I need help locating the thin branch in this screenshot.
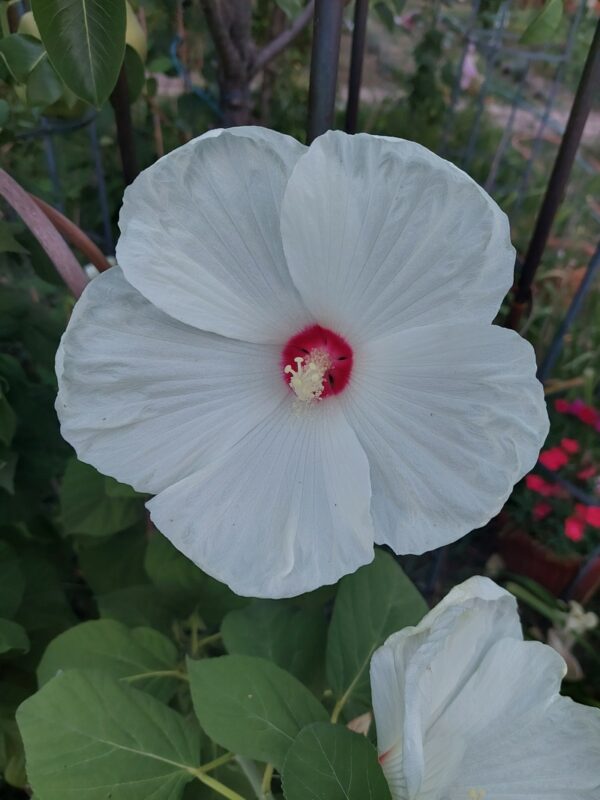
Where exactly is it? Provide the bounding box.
[252,1,315,76]
[0,168,88,298]
[199,0,245,79]
[30,194,112,274]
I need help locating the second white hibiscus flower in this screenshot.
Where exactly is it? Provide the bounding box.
[56,127,548,598]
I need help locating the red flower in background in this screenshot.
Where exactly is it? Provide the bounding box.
[577,466,596,481]
[575,504,600,529]
[526,474,557,496]
[587,507,600,528]
[565,516,585,542]
[533,502,552,521]
[539,447,569,471]
[577,405,598,426]
[560,438,580,454]
[554,398,570,414]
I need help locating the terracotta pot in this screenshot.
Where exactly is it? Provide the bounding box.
[498,524,582,597]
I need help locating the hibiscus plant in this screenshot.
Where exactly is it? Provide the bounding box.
[1,1,600,796]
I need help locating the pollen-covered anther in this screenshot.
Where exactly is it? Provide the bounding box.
[284,350,331,403]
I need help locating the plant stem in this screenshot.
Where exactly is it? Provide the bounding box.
[190,768,248,800]
[197,631,222,649]
[123,669,189,683]
[261,763,274,797]
[200,752,236,773]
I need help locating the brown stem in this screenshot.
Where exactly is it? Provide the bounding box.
[253,0,315,76]
[110,65,139,185]
[198,0,244,79]
[258,8,286,124]
[0,169,88,298]
[30,194,112,274]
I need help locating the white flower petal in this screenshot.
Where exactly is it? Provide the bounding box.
[371,577,521,798]
[448,697,600,800]
[370,577,600,800]
[147,400,374,598]
[281,131,514,343]
[116,127,311,344]
[342,323,548,554]
[56,267,286,494]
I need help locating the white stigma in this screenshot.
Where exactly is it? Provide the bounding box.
[284,352,330,404]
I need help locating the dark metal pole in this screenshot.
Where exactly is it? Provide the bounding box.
[306,0,344,143]
[110,64,139,186]
[505,19,600,330]
[344,0,369,134]
[537,241,600,382]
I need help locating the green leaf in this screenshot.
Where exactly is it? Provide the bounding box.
[282,723,391,800]
[188,655,328,769]
[222,601,326,683]
[520,0,563,44]
[0,541,25,618]
[0,388,17,447]
[326,551,427,715]
[60,458,144,537]
[97,584,173,634]
[77,524,148,594]
[0,450,18,494]
[0,221,28,254]
[14,552,75,635]
[274,0,303,18]
[145,532,246,625]
[37,620,180,701]
[0,98,9,126]
[26,53,64,107]
[17,670,201,800]
[31,0,127,106]
[0,34,44,83]
[0,619,30,655]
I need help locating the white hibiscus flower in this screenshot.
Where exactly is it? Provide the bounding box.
[370,576,600,800]
[56,127,548,598]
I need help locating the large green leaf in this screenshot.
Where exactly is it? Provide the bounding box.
[14,553,75,635]
[282,723,391,800]
[60,458,143,537]
[521,0,563,44]
[30,0,127,106]
[326,551,427,715]
[222,601,326,683]
[37,620,179,701]
[97,585,173,635]
[17,670,201,800]
[145,532,246,625]
[0,619,29,655]
[188,655,328,769]
[0,34,44,83]
[0,541,25,618]
[77,525,148,594]
[26,54,63,107]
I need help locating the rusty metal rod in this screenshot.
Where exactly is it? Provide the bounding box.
[505,20,600,330]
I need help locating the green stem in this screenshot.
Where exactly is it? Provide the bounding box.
[261,763,274,798]
[123,669,189,683]
[190,612,200,657]
[197,631,222,649]
[189,768,248,800]
[200,751,236,773]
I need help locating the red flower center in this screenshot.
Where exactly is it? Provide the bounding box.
[281,325,353,401]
